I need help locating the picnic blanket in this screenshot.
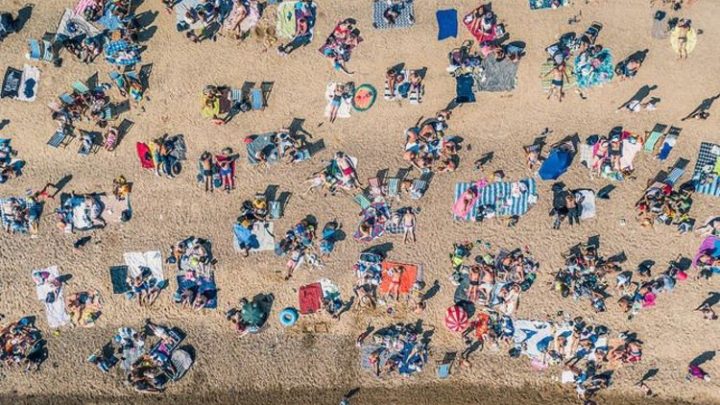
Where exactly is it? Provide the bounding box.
[379,261,419,294]
[455,74,476,103]
[540,61,576,90]
[575,189,596,219]
[233,222,275,252]
[16,65,40,103]
[324,83,353,119]
[693,236,720,268]
[529,0,570,10]
[246,133,279,164]
[55,8,101,42]
[512,319,607,362]
[574,48,614,89]
[453,179,538,221]
[32,266,71,328]
[109,265,130,294]
[693,142,720,197]
[1,67,22,99]
[436,9,457,40]
[373,0,414,29]
[174,273,218,309]
[124,251,164,281]
[473,57,518,92]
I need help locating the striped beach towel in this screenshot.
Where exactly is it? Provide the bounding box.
[693,142,720,197]
[373,0,414,30]
[453,179,538,221]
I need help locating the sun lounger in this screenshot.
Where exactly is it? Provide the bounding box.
[666,158,689,186]
[644,123,667,153]
[72,81,90,95]
[59,93,75,105]
[353,194,372,210]
[656,126,681,161]
[250,88,264,110]
[368,177,383,197]
[386,177,400,200]
[48,126,75,148]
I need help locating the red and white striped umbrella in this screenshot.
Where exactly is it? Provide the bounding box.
[444,305,469,332]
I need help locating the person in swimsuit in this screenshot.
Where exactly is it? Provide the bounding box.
[385,68,404,99]
[402,208,416,243]
[565,193,579,226]
[218,148,235,192]
[335,151,360,186]
[541,62,569,102]
[409,70,423,99]
[199,152,214,193]
[468,265,482,301]
[676,19,691,60]
[329,83,345,123]
[387,265,404,301]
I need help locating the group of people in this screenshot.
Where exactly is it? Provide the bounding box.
[305,152,361,195]
[636,181,695,233]
[1,196,41,235]
[319,18,363,73]
[553,243,621,312]
[450,241,538,316]
[0,317,45,371]
[0,138,22,184]
[198,148,237,193]
[404,111,459,173]
[275,218,321,280]
[170,237,217,311]
[360,322,428,378]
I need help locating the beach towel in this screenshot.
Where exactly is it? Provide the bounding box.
[246,133,279,164]
[574,48,614,89]
[136,142,155,169]
[529,0,569,10]
[539,148,573,180]
[436,9,457,40]
[540,61,576,91]
[175,273,218,309]
[109,265,130,294]
[455,74,475,103]
[644,124,666,153]
[233,221,275,252]
[276,1,298,39]
[1,67,22,99]
[373,0,414,30]
[453,179,538,220]
[474,57,518,92]
[324,83,353,118]
[352,84,377,111]
[97,8,123,31]
[657,127,681,161]
[671,27,697,55]
[32,266,71,328]
[693,142,720,197]
[299,282,323,314]
[651,11,669,39]
[124,251,164,281]
[16,65,40,103]
[620,138,642,171]
[575,189,596,219]
[379,261,418,294]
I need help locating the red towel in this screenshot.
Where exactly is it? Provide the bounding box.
[136,142,154,169]
[299,282,323,314]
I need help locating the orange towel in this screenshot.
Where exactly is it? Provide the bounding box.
[379,261,418,294]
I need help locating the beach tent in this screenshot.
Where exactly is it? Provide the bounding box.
[538,148,573,180]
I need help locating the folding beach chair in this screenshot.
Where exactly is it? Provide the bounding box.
[59,93,75,105]
[666,158,689,186]
[250,88,264,110]
[353,194,372,210]
[410,172,431,200]
[656,126,681,161]
[644,123,667,153]
[584,21,603,44]
[367,177,384,197]
[269,200,283,219]
[72,81,90,95]
[386,177,400,200]
[47,126,75,148]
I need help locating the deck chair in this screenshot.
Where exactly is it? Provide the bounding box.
[657,126,681,161]
[72,81,90,95]
[410,172,431,200]
[59,93,75,105]
[367,177,384,197]
[250,88,264,110]
[584,21,603,44]
[386,177,400,200]
[666,158,689,186]
[269,200,283,219]
[437,352,456,379]
[353,194,372,210]
[47,126,75,148]
[27,39,55,62]
[78,131,101,156]
[644,123,666,153]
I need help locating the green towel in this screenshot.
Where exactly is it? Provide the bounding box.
[540,61,576,90]
[276,1,298,39]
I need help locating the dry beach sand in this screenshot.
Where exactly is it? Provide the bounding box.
[1,0,720,404]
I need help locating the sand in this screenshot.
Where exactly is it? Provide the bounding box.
[1,0,720,404]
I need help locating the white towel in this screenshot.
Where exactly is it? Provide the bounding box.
[324,83,352,119]
[16,65,40,103]
[123,251,164,280]
[32,266,71,328]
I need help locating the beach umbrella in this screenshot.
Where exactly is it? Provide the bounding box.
[241,302,263,326]
[444,305,469,332]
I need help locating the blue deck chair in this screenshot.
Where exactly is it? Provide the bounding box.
[230,88,243,102]
[47,127,75,148]
[386,178,400,200]
[27,39,41,60]
[42,40,54,62]
[353,194,372,210]
[59,93,75,105]
[72,81,90,94]
[269,200,282,219]
[250,88,264,110]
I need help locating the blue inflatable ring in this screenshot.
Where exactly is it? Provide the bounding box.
[279,307,299,327]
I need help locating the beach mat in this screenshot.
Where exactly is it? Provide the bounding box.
[379,261,418,294]
[436,9,457,40]
[474,57,518,92]
[324,83,353,118]
[276,1,298,39]
[16,65,40,102]
[693,142,720,197]
[33,266,71,328]
[109,265,130,294]
[671,27,697,55]
[453,179,538,221]
[373,0,414,29]
[1,67,22,99]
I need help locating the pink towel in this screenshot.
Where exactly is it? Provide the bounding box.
[620,138,642,170]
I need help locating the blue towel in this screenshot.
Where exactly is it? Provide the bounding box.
[436,9,457,40]
[455,74,475,103]
[109,266,130,294]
